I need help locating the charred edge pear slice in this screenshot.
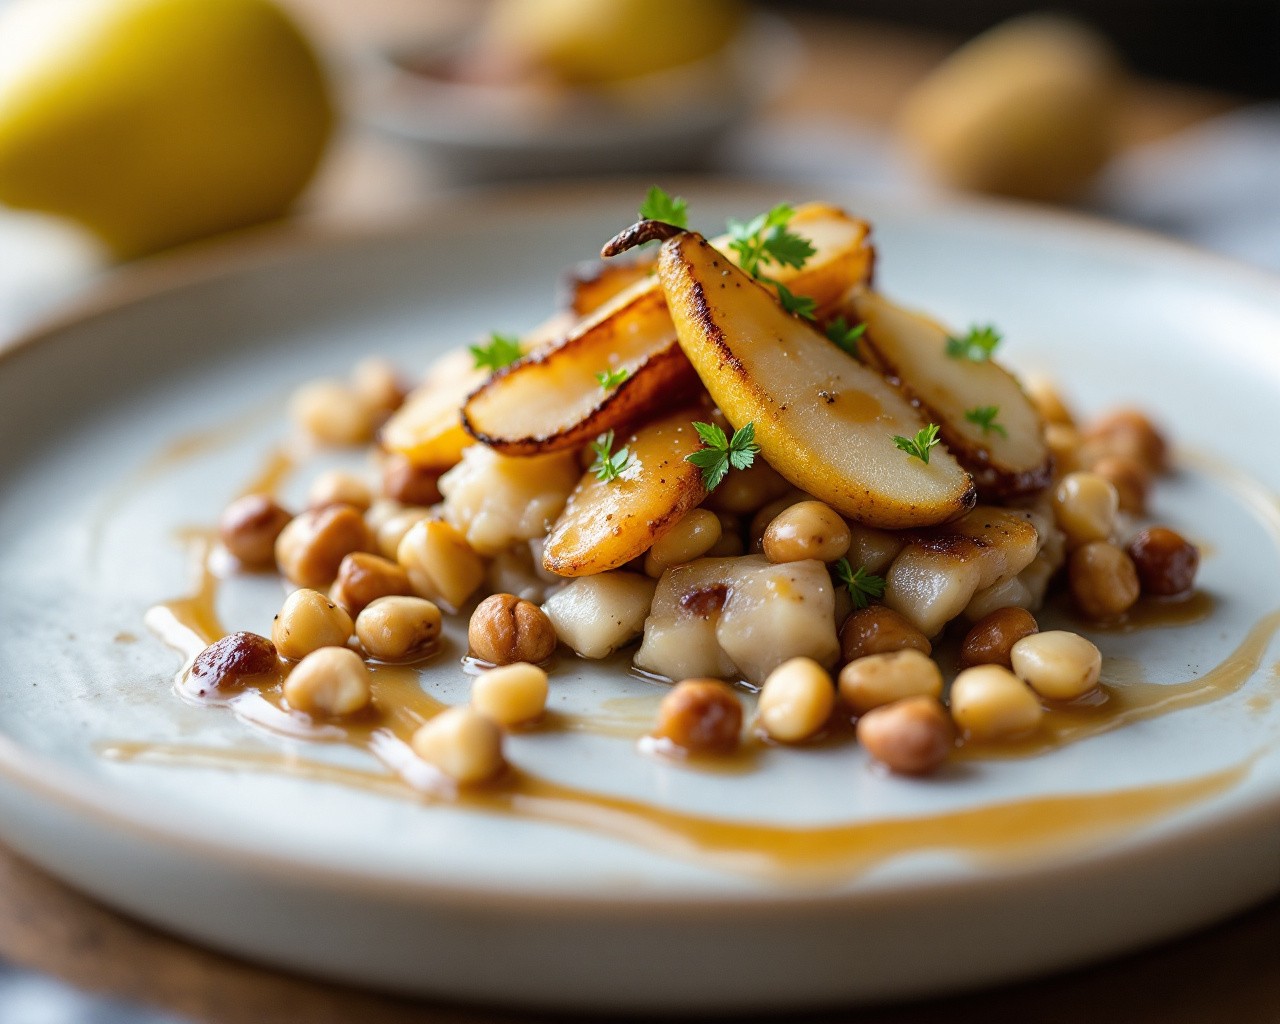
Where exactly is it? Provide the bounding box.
[566,257,655,316]
[850,290,1052,500]
[658,232,976,529]
[542,406,708,577]
[463,205,875,457]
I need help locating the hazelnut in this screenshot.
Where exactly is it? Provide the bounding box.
[653,679,742,754]
[1081,408,1167,474]
[218,494,291,568]
[839,606,931,663]
[1068,541,1140,619]
[856,696,953,775]
[381,453,443,506]
[1128,527,1199,597]
[468,593,557,666]
[960,607,1039,668]
[330,552,413,616]
[274,504,374,589]
[1090,455,1150,515]
[188,632,277,695]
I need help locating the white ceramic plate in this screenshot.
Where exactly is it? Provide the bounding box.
[1,183,1279,1013]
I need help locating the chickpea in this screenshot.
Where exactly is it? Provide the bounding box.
[274,504,374,589]
[330,552,413,615]
[376,506,433,560]
[471,663,549,727]
[756,658,835,743]
[381,453,442,506]
[705,512,745,557]
[705,459,791,515]
[856,696,953,775]
[762,501,851,564]
[188,632,277,696]
[1090,455,1150,515]
[1023,374,1075,427]
[838,649,943,715]
[307,470,372,512]
[289,379,376,446]
[644,508,722,577]
[839,606,931,664]
[1053,471,1118,548]
[1044,423,1083,477]
[396,519,486,612]
[283,647,371,717]
[748,492,805,552]
[272,589,354,661]
[949,665,1042,742]
[468,593,557,665]
[1068,541,1140,620]
[1010,630,1101,702]
[218,494,292,568]
[653,679,742,754]
[1127,526,1199,597]
[959,607,1039,668]
[355,596,442,661]
[1081,408,1167,474]
[412,708,506,785]
[351,356,405,415]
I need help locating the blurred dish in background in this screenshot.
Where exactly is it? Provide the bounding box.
[356,0,799,181]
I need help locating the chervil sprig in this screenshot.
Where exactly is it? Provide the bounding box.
[964,405,1008,437]
[589,430,631,483]
[825,316,867,356]
[727,203,817,279]
[833,558,886,610]
[774,282,818,320]
[893,423,942,464]
[639,185,688,228]
[595,367,629,391]
[685,420,760,491]
[945,324,1003,362]
[469,332,522,372]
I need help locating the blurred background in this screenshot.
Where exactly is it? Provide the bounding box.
[0,0,1276,1018]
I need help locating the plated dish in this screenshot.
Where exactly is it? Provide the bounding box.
[0,184,1277,1010]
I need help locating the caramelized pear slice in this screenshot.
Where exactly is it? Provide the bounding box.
[658,232,975,529]
[464,205,875,457]
[567,257,655,316]
[850,290,1052,499]
[542,406,708,577]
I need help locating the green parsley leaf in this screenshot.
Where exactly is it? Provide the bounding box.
[825,316,867,355]
[638,186,688,228]
[685,420,760,491]
[595,367,630,391]
[892,423,943,464]
[945,324,1003,362]
[726,203,815,279]
[469,332,522,372]
[589,430,631,483]
[964,405,1008,438]
[774,282,818,320]
[833,558,886,610]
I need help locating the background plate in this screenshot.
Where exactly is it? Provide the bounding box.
[0,182,1279,1012]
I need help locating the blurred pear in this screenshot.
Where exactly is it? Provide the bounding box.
[481,0,744,86]
[898,16,1121,203]
[0,0,333,259]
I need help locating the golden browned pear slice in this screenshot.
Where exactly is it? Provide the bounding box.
[566,256,655,316]
[658,232,976,529]
[542,406,708,577]
[850,290,1052,499]
[463,204,875,456]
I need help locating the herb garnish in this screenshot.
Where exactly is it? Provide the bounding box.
[726,203,819,320]
[945,324,1002,362]
[639,185,688,229]
[469,332,522,372]
[685,421,760,491]
[892,423,943,464]
[964,405,1008,437]
[595,367,630,391]
[825,316,867,356]
[834,558,886,610]
[589,430,631,483]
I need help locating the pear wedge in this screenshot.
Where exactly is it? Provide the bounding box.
[658,232,976,529]
[850,290,1052,499]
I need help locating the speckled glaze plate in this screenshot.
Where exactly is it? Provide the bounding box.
[1,183,1279,1013]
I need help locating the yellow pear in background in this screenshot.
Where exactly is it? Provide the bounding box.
[0,0,333,259]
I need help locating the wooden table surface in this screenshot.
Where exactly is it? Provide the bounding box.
[3,6,1274,1022]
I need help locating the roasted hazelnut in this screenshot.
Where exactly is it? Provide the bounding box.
[188,632,277,695]
[468,593,557,666]
[1081,409,1167,474]
[762,500,851,564]
[330,552,413,615]
[839,605,931,663]
[1068,541,1140,619]
[653,679,743,754]
[381,453,442,506]
[1128,527,1199,597]
[960,607,1039,668]
[856,696,953,775]
[218,494,292,568]
[274,504,374,589]
[1090,455,1150,515]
